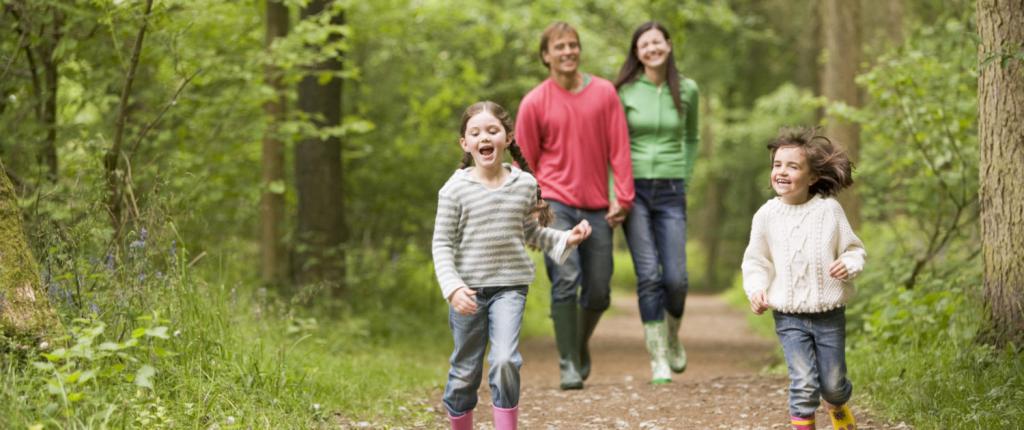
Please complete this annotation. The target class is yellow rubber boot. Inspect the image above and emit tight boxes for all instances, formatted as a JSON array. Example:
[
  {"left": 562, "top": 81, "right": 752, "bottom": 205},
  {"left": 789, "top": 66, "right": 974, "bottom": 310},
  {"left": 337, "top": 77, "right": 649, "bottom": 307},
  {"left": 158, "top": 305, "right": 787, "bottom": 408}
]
[{"left": 828, "top": 404, "right": 856, "bottom": 430}]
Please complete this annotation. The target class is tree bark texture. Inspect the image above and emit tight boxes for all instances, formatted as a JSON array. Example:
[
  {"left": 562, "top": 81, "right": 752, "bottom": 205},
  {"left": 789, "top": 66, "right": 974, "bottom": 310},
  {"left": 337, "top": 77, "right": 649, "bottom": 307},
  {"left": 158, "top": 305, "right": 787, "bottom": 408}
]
[
  {"left": 821, "top": 0, "right": 862, "bottom": 229},
  {"left": 261, "top": 0, "right": 289, "bottom": 285},
  {"left": 0, "top": 158, "right": 60, "bottom": 341},
  {"left": 294, "top": 0, "right": 346, "bottom": 286},
  {"left": 977, "top": 0, "right": 1024, "bottom": 347}
]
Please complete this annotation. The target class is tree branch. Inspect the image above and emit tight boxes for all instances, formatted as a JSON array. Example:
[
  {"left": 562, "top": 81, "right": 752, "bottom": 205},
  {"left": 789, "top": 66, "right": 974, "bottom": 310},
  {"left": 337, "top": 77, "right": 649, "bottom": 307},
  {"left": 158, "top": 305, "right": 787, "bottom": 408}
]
[{"left": 127, "top": 68, "right": 200, "bottom": 157}]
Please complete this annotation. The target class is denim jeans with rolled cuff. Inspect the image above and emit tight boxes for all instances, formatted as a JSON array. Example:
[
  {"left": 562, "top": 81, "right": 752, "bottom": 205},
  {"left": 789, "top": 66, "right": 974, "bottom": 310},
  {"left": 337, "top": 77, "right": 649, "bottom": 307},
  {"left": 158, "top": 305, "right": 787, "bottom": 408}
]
[
  {"left": 773, "top": 307, "right": 853, "bottom": 418},
  {"left": 624, "top": 178, "right": 689, "bottom": 322},
  {"left": 443, "top": 285, "right": 528, "bottom": 416}
]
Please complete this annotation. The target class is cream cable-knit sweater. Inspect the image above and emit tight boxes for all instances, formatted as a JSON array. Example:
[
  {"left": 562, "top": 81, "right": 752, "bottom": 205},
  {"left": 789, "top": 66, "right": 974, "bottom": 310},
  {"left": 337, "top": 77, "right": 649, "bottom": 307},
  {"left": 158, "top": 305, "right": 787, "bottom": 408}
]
[{"left": 742, "top": 195, "right": 866, "bottom": 313}]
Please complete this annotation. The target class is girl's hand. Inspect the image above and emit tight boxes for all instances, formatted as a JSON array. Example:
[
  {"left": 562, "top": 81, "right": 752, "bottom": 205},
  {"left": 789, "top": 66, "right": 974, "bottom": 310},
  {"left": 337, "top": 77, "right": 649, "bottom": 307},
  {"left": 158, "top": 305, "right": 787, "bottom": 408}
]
[
  {"left": 750, "top": 290, "right": 770, "bottom": 315},
  {"left": 449, "top": 287, "right": 478, "bottom": 315},
  {"left": 828, "top": 259, "right": 850, "bottom": 280},
  {"left": 567, "top": 219, "right": 592, "bottom": 246}
]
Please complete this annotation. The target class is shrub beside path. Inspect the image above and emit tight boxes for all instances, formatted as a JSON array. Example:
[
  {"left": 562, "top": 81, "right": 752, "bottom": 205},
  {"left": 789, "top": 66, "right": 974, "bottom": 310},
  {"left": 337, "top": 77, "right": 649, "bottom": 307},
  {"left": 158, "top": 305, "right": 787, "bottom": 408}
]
[{"left": 424, "top": 294, "right": 908, "bottom": 429}]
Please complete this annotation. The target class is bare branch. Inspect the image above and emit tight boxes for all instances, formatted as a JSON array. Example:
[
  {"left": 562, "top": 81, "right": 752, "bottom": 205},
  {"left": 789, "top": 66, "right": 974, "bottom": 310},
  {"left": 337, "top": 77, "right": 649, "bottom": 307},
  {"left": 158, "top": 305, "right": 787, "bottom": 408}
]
[{"left": 127, "top": 68, "right": 201, "bottom": 156}]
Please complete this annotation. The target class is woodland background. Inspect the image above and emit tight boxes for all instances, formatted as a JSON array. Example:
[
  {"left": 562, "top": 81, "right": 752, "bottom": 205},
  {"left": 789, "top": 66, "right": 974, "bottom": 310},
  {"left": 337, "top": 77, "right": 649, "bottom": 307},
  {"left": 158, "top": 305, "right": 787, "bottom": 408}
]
[{"left": 0, "top": 0, "right": 1022, "bottom": 428}]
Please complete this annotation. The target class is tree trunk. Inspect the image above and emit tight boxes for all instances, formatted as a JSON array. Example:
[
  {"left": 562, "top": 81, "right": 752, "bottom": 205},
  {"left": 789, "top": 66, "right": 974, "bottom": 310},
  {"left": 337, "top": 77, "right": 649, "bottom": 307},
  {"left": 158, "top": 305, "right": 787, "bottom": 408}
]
[
  {"left": 821, "top": 0, "right": 862, "bottom": 229},
  {"left": 977, "top": 0, "right": 1024, "bottom": 347},
  {"left": 294, "top": 0, "right": 345, "bottom": 287},
  {"left": 698, "top": 93, "right": 722, "bottom": 290},
  {"left": 105, "top": 0, "right": 153, "bottom": 237},
  {"left": 38, "top": 6, "right": 61, "bottom": 182},
  {"left": 0, "top": 158, "right": 60, "bottom": 341},
  {"left": 261, "top": 0, "right": 289, "bottom": 285}
]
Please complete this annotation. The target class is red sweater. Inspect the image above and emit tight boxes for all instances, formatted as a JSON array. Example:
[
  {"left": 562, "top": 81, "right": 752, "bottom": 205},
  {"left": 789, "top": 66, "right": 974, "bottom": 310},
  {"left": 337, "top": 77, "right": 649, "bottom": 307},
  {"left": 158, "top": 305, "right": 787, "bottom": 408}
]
[{"left": 515, "top": 77, "right": 635, "bottom": 211}]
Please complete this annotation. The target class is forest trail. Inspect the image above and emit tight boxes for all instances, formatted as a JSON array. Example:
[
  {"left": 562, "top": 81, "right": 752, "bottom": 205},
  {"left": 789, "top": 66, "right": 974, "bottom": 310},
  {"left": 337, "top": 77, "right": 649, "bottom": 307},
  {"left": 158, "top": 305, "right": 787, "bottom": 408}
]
[{"left": 423, "top": 294, "right": 908, "bottom": 429}]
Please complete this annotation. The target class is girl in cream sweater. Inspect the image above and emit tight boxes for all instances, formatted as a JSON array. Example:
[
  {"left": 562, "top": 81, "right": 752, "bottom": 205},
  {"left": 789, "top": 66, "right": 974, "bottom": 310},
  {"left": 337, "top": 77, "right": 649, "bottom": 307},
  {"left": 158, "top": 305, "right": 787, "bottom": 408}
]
[{"left": 743, "top": 127, "right": 865, "bottom": 430}]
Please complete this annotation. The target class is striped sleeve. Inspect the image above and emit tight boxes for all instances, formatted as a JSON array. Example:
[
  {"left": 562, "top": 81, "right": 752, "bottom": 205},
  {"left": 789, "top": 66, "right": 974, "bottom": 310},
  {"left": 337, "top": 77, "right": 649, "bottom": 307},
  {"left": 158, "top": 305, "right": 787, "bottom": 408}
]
[
  {"left": 432, "top": 186, "right": 465, "bottom": 300},
  {"left": 523, "top": 208, "right": 571, "bottom": 265}
]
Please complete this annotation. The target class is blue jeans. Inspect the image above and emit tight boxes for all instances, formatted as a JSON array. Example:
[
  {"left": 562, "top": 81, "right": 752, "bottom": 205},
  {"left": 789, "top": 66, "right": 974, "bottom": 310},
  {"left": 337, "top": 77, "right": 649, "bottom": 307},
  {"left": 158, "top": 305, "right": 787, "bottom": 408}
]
[
  {"left": 544, "top": 201, "right": 614, "bottom": 311},
  {"left": 773, "top": 307, "right": 853, "bottom": 418},
  {"left": 624, "top": 179, "right": 689, "bottom": 322},
  {"left": 443, "top": 286, "right": 528, "bottom": 415}
]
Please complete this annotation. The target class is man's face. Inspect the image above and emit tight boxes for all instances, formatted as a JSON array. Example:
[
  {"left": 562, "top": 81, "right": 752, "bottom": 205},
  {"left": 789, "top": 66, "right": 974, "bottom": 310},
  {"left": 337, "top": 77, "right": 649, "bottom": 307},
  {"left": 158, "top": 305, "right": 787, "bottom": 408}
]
[{"left": 542, "top": 32, "right": 580, "bottom": 76}]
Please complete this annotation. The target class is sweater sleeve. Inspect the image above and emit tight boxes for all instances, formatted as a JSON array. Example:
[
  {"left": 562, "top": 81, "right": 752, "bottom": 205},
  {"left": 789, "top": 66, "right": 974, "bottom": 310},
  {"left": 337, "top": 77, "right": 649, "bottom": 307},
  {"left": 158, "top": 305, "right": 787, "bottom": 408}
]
[
  {"left": 741, "top": 207, "right": 774, "bottom": 300},
  {"left": 432, "top": 187, "right": 465, "bottom": 301},
  {"left": 832, "top": 201, "right": 866, "bottom": 278},
  {"left": 523, "top": 214, "right": 572, "bottom": 265},
  {"left": 683, "top": 79, "right": 700, "bottom": 182},
  {"left": 606, "top": 90, "right": 635, "bottom": 210},
  {"left": 514, "top": 96, "right": 542, "bottom": 175}
]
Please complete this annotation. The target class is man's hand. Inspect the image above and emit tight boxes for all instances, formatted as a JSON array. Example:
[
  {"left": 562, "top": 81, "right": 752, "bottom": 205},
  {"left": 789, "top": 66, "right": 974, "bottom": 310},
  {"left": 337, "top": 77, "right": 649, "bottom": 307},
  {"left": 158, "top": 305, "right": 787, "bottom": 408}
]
[
  {"left": 449, "top": 287, "right": 478, "bottom": 315},
  {"left": 605, "top": 201, "right": 629, "bottom": 229}
]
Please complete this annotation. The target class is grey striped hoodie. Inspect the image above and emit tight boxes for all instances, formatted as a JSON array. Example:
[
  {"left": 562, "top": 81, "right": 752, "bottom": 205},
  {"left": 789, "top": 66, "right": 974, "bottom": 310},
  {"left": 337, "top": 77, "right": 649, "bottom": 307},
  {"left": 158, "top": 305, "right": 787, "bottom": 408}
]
[{"left": 432, "top": 164, "right": 571, "bottom": 300}]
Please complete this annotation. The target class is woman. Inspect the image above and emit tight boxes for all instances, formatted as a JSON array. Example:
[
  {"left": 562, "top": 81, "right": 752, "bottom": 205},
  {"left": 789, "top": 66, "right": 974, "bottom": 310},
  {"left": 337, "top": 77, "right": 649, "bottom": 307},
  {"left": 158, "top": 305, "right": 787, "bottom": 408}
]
[{"left": 614, "top": 21, "right": 700, "bottom": 384}]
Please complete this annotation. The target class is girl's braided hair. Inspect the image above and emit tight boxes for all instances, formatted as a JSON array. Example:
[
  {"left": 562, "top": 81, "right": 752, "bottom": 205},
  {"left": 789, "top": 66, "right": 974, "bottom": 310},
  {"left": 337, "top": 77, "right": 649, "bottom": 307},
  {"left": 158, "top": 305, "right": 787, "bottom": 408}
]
[
  {"left": 767, "top": 126, "right": 854, "bottom": 197},
  {"left": 459, "top": 101, "right": 554, "bottom": 226}
]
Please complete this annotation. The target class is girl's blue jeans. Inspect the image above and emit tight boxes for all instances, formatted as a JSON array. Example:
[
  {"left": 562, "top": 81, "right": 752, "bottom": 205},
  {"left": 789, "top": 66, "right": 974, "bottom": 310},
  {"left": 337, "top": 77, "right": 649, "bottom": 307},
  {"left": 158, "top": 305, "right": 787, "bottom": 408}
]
[
  {"left": 773, "top": 307, "right": 853, "bottom": 418},
  {"left": 624, "top": 179, "right": 689, "bottom": 322},
  {"left": 544, "top": 200, "right": 614, "bottom": 311},
  {"left": 443, "top": 285, "right": 527, "bottom": 416}
]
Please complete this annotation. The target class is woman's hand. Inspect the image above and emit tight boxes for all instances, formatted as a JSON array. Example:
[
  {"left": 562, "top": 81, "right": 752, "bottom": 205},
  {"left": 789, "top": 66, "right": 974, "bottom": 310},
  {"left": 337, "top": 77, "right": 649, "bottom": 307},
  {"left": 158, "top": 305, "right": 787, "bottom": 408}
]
[
  {"left": 449, "top": 286, "right": 478, "bottom": 315},
  {"left": 567, "top": 219, "right": 592, "bottom": 246}
]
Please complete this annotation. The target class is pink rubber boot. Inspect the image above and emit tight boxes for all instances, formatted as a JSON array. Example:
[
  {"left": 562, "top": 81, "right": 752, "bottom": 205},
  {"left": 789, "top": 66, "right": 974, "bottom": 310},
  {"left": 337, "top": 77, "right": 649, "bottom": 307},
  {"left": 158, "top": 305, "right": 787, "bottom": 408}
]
[
  {"left": 492, "top": 405, "right": 518, "bottom": 430},
  {"left": 448, "top": 410, "right": 472, "bottom": 430}
]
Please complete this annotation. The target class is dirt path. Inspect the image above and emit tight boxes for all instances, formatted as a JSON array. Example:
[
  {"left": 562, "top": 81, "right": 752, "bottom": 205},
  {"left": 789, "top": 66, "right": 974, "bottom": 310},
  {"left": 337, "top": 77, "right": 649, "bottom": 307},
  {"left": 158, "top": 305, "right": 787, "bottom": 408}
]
[{"left": 421, "top": 294, "right": 905, "bottom": 429}]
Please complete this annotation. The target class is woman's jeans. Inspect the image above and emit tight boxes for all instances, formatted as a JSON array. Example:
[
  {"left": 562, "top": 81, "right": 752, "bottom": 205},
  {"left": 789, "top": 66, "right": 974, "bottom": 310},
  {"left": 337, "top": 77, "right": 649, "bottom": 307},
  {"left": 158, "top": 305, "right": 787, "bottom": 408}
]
[
  {"left": 773, "top": 307, "right": 853, "bottom": 418},
  {"left": 544, "top": 201, "right": 614, "bottom": 311},
  {"left": 443, "top": 286, "right": 528, "bottom": 415},
  {"left": 624, "top": 179, "right": 689, "bottom": 322}
]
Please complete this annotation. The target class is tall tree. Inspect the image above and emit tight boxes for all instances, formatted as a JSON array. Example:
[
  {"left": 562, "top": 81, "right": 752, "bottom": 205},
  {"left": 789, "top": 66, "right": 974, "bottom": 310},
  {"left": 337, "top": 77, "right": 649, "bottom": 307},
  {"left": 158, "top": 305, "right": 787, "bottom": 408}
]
[
  {"left": 7, "top": 1, "right": 62, "bottom": 181},
  {"left": 104, "top": 0, "right": 154, "bottom": 237},
  {"left": 294, "top": 0, "right": 345, "bottom": 286},
  {"left": 977, "top": 0, "right": 1024, "bottom": 346},
  {"left": 0, "top": 157, "right": 60, "bottom": 341},
  {"left": 261, "top": 0, "right": 289, "bottom": 285},
  {"left": 821, "top": 0, "right": 862, "bottom": 229}
]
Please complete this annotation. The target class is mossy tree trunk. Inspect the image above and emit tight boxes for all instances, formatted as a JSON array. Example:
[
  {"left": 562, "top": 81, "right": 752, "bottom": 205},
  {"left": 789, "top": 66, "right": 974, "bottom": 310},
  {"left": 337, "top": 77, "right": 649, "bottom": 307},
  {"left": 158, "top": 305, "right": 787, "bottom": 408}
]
[
  {"left": 0, "top": 159, "right": 60, "bottom": 341},
  {"left": 977, "top": 0, "right": 1024, "bottom": 347}
]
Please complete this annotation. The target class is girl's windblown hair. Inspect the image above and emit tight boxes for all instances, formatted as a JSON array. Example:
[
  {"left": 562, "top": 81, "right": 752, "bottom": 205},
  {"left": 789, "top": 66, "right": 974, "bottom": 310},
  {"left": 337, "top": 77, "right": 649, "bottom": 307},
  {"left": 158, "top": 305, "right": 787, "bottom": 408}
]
[
  {"left": 458, "top": 101, "right": 554, "bottom": 226},
  {"left": 768, "top": 127, "right": 854, "bottom": 197}
]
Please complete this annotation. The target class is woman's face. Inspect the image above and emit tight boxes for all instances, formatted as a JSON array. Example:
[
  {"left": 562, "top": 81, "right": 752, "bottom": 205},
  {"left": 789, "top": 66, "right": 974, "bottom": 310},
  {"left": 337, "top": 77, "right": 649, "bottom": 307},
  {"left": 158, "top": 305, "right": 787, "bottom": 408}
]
[{"left": 636, "top": 28, "right": 671, "bottom": 71}]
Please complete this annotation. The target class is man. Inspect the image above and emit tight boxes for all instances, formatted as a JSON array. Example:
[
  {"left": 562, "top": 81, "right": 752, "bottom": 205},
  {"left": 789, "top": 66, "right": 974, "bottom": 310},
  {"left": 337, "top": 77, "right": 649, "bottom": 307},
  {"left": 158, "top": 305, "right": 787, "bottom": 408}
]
[{"left": 515, "top": 21, "right": 634, "bottom": 390}]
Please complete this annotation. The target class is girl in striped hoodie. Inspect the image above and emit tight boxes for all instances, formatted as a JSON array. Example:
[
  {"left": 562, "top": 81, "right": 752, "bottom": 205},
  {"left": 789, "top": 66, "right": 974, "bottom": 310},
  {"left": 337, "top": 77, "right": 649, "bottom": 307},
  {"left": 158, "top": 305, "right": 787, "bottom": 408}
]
[{"left": 433, "top": 101, "right": 592, "bottom": 430}]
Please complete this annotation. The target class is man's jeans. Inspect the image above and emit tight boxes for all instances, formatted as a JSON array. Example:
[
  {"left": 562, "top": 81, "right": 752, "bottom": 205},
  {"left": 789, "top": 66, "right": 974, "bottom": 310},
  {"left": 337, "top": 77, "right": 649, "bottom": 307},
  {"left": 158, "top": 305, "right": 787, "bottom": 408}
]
[
  {"left": 544, "top": 201, "right": 613, "bottom": 311},
  {"left": 624, "top": 179, "right": 689, "bottom": 322},
  {"left": 773, "top": 307, "right": 853, "bottom": 418},
  {"left": 443, "top": 286, "right": 528, "bottom": 415}
]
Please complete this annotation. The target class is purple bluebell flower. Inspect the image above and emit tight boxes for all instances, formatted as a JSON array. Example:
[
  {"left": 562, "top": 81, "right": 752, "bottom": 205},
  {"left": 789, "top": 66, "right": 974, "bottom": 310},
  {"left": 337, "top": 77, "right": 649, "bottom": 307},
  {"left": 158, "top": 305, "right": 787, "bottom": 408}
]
[{"left": 139, "top": 228, "right": 148, "bottom": 241}]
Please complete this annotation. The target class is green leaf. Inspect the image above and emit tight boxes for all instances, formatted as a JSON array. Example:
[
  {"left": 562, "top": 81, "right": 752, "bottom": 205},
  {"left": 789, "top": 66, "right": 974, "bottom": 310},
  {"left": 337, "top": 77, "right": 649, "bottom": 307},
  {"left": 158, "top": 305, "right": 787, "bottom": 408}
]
[
  {"left": 132, "top": 328, "right": 147, "bottom": 339},
  {"left": 268, "top": 180, "right": 286, "bottom": 194},
  {"left": 146, "top": 326, "right": 170, "bottom": 339},
  {"left": 135, "top": 365, "right": 156, "bottom": 389}
]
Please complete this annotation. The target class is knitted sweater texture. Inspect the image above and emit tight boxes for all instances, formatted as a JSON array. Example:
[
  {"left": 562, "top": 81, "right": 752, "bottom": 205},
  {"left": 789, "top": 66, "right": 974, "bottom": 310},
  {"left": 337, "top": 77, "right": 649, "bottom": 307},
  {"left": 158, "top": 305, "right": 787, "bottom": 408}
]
[
  {"left": 742, "top": 195, "right": 866, "bottom": 313},
  {"left": 432, "top": 165, "right": 571, "bottom": 301}
]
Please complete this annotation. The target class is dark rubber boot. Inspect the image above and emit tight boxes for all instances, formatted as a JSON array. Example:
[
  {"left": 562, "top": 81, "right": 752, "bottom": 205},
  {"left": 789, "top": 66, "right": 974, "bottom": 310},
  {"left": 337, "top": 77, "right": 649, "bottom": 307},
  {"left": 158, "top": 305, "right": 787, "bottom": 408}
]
[
  {"left": 577, "top": 307, "right": 602, "bottom": 381},
  {"left": 551, "top": 302, "right": 583, "bottom": 390}
]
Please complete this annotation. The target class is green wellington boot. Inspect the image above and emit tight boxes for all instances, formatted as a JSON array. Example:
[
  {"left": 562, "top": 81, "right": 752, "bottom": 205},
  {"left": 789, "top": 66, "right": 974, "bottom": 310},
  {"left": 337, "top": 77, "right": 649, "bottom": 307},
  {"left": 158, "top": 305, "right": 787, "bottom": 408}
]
[
  {"left": 551, "top": 302, "right": 583, "bottom": 390},
  {"left": 643, "top": 320, "right": 672, "bottom": 384},
  {"left": 577, "top": 307, "right": 602, "bottom": 381},
  {"left": 665, "top": 313, "right": 687, "bottom": 373}
]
